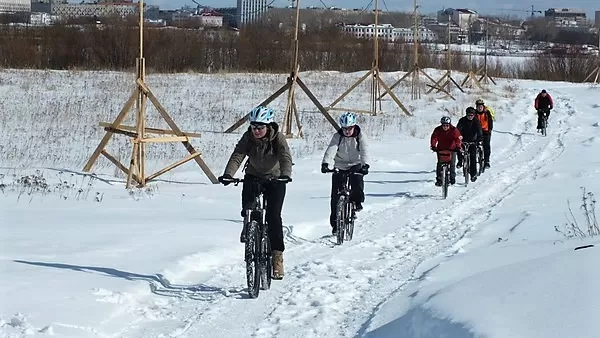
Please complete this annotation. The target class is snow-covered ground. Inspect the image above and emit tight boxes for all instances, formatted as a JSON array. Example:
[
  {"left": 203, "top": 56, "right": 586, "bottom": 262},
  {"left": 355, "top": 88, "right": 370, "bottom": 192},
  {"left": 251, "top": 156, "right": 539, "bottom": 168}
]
[{"left": 1, "top": 67, "right": 600, "bottom": 337}]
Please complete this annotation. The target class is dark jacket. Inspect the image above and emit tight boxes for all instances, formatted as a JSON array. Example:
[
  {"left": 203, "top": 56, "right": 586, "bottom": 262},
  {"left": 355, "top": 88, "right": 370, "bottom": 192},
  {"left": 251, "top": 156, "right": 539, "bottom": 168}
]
[
  {"left": 224, "top": 122, "right": 293, "bottom": 179},
  {"left": 456, "top": 116, "right": 483, "bottom": 142},
  {"left": 430, "top": 125, "right": 462, "bottom": 151},
  {"left": 534, "top": 93, "right": 553, "bottom": 110}
]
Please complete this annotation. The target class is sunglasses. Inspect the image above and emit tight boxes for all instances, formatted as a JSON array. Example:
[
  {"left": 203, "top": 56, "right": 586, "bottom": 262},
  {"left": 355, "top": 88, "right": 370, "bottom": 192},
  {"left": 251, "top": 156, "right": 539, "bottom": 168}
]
[
  {"left": 250, "top": 124, "right": 267, "bottom": 130},
  {"left": 342, "top": 126, "right": 354, "bottom": 131},
  {"left": 441, "top": 123, "right": 450, "bottom": 127},
  {"left": 467, "top": 114, "right": 475, "bottom": 117}
]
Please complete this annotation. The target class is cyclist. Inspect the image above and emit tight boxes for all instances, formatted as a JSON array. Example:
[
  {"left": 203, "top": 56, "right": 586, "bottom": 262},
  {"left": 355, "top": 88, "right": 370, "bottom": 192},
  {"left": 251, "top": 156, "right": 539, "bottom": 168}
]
[
  {"left": 534, "top": 89, "right": 553, "bottom": 132},
  {"left": 430, "top": 116, "right": 462, "bottom": 186},
  {"left": 218, "top": 105, "right": 293, "bottom": 280},
  {"left": 321, "top": 112, "right": 370, "bottom": 236},
  {"left": 456, "top": 107, "right": 483, "bottom": 182},
  {"left": 475, "top": 98, "right": 494, "bottom": 169}
]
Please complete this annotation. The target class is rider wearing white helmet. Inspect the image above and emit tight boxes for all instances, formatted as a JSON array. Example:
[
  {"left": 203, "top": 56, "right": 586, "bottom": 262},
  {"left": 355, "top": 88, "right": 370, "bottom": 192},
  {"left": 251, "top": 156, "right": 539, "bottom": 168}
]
[
  {"left": 321, "top": 112, "right": 370, "bottom": 236},
  {"left": 219, "top": 105, "right": 292, "bottom": 279}
]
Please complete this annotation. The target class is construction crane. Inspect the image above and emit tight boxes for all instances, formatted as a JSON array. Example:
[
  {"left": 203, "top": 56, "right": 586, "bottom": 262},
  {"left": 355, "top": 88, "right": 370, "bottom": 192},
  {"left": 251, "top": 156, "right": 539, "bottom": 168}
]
[
  {"left": 494, "top": 5, "right": 543, "bottom": 18},
  {"left": 191, "top": 0, "right": 211, "bottom": 15}
]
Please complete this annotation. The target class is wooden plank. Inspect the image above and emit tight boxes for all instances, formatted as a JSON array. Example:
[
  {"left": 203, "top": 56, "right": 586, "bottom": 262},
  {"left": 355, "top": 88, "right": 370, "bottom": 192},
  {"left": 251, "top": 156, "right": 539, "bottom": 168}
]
[
  {"left": 328, "top": 69, "right": 373, "bottom": 109},
  {"left": 146, "top": 152, "right": 201, "bottom": 182},
  {"left": 99, "top": 122, "right": 201, "bottom": 137},
  {"left": 296, "top": 77, "right": 340, "bottom": 130},
  {"left": 138, "top": 80, "right": 219, "bottom": 184},
  {"left": 140, "top": 136, "right": 190, "bottom": 143},
  {"left": 83, "top": 89, "right": 137, "bottom": 172},
  {"left": 100, "top": 149, "right": 140, "bottom": 183},
  {"left": 376, "top": 75, "right": 413, "bottom": 116},
  {"left": 378, "top": 67, "right": 413, "bottom": 99},
  {"left": 104, "top": 126, "right": 137, "bottom": 138},
  {"left": 224, "top": 81, "right": 291, "bottom": 133}
]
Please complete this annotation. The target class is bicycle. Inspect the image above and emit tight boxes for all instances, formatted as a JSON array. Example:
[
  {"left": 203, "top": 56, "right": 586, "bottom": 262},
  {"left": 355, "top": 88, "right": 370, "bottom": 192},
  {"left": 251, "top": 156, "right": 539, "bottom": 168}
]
[
  {"left": 220, "top": 176, "right": 287, "bottom": 298},
  {"left": 476, "top": 142, "right": 485, "bottom": 175},
  {"left": 538, "top": 109, "right": 549, "bottom": 137},
  {"left": 437, "top": 150, "right": 453, "bottom": 199},
  {"left": 324, "top": 167, "right": 363, "bottom": 245},
  {"left": 460, "top": 142, "right": 474, "bottom": 185}
]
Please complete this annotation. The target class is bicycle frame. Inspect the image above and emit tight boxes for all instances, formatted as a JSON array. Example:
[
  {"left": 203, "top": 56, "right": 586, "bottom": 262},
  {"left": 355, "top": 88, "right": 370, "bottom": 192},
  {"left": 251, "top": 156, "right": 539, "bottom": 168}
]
[
  {"left": 437, "top": 150, "right": 453, "bottom": 199},
  {"left": 223, "top": 177, "right": 279, "bottom": 298},
  {"left": 325, "top": 168, "right": 362, "bottom": 245}
]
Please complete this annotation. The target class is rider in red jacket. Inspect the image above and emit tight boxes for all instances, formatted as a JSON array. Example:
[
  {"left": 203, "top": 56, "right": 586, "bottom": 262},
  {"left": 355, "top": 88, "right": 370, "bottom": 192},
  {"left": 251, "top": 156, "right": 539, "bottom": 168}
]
[{"left": 430, "top": 116, "right": 462, "bottom": 186}]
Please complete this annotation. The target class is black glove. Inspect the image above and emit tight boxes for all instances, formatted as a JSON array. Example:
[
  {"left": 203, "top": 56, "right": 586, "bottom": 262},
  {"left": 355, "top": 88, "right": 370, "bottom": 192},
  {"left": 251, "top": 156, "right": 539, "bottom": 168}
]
[
  {"left": 277, "top": 175, "right": 292, "bottom": 183},
  {"left": 218, "top": 174, "right": 233, "bottom": 186},
  {"left": 431, "top": 146, "right": 437, "bottom": 152},
  {"left": 321, "top": 163, "right": 329, "bottom": 174},
  {"left": 360, "top": 164, "right": 370, "bottom": 175}
]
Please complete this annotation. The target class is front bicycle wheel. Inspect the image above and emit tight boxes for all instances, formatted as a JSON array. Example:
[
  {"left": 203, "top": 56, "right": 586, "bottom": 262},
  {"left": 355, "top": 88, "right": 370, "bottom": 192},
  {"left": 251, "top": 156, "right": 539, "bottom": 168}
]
[
  {"left": 346, "top": 202, "right": 355, "bottom": 241},
  {"left": 542, "top": 117, "right": 547, "bottom": 137},
  {"left": 336, "top": 196, "right": 346, "bottom": 245},
  {"left": 478, "top": 147, "right": 485, "bottom": 175},
  {"left": 442, "top": 165, "right": 449, "bottom": 199},
  {"left": 463, "top": 155, "right": 470, "bottom": 185},
  {"left": 259, "top": 223, "right": 271, "bottom": 290},
  {"left": 245, "top": 220, "right": 260, "bottom": 298}
]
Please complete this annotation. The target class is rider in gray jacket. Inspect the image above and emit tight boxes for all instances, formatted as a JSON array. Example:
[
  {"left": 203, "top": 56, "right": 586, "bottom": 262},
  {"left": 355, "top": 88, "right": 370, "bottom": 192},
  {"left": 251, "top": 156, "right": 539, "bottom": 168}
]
[{"left": 321, "top": 112, "right": 370, "bottom": 235}]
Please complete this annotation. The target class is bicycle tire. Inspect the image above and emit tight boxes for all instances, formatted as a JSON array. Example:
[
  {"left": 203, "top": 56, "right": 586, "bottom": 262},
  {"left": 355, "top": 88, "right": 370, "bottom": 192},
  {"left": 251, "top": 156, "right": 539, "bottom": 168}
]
[
  {"left": 477, "top": 146, "right": 485, "bottom": 175},
  {"left": 259, "top": 224, "right": 272, "bottom": 290},
  {"left": 463, "top": 152, "right": 470, "bottom": 185},
  {"left": 346, "top": 202, "right": 355, "bottom": 241},
  {"left": 442, "top": 164, "right": 449, "bottom": 199},
  {"left": 245, "top": 220, "right": 260, "bottom": 298},
  {"left": 336, "top": 196, "right": 346, "bottom": 245},
  {"left": 542, "top": 116, "right": 547, "bottom": 137}
]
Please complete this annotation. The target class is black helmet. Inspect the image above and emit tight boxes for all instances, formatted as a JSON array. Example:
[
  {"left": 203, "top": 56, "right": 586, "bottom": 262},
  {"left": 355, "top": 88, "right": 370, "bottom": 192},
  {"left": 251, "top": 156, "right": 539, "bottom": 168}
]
[
  {"left": 541, "top": 89, "right": 547, "bottom": 94},
  {"left": 466, "top": 107, "right": 476, "bottom": 115}
]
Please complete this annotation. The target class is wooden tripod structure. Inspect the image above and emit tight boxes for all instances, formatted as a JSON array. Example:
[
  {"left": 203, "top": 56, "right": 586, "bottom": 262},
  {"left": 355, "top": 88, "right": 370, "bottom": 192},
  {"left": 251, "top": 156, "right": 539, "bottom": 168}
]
[
  {"left": 83, "top": 0, "right": 218, "bottom": 187},
  {"left": 225, "top": 0, "right": 339, "bottom": 136},
  {"left": 426, "top": 16, "right": 463, "bottom": 99},
  {"left": 478, "top": 20, "right": 496, "bottom": 86},
  {"left": 378, "top": 0, "right": 437, "bottom": 100},
  {"left": 583, "top": 33, "right": 600, "bottom": 84},
  {"left": 460, "top": 18, "right": 484, "bottom": 90},
  {"left": 327, "top": 0, "right": 411, "bottom": 116}
]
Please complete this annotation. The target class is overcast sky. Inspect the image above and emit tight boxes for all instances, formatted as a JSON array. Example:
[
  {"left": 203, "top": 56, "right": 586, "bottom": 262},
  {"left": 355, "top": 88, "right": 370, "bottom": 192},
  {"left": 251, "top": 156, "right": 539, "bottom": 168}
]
[{"left": 140, "top": 0, "right": 598, "bottom": 18}]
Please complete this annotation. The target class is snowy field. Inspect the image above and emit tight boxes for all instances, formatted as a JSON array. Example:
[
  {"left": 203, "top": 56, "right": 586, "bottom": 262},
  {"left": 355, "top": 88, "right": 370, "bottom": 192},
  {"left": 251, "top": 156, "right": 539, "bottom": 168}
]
[{"left": 1, "top": 67, "right": 600, "bottom": 337}]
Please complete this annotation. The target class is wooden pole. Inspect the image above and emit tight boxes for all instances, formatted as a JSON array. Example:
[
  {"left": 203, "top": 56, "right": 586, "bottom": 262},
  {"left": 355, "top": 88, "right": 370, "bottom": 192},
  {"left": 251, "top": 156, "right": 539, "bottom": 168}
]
[
  {"left": 282, "top": 0, "right": 302, "bottom": 137},
  {"left": 411, "top": 0, "right": 420, "bottom": 100}
]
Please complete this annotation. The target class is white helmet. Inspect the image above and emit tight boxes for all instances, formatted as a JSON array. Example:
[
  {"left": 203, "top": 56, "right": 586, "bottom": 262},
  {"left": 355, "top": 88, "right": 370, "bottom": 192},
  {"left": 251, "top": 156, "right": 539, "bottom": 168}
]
[
  {"left": 249, "top": 106, "right": 274, "bottom": 124},
  {"left": 339, "top": 112, "right": 357, "bottom": 128},
  {"left": 440, "top": 116, "right": 451, "bottom": 124}
]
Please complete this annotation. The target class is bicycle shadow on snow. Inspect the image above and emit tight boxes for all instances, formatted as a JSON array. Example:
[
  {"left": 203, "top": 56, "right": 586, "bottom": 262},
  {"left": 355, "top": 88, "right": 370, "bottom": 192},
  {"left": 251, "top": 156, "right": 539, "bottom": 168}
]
[{"left": 13, "top": 260, "right": 248, "bottom": 301}]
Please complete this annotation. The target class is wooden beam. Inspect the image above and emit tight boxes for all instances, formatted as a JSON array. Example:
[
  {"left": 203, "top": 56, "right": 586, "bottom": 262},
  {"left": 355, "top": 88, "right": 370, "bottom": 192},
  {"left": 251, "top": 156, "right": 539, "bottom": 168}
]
[
  {"left": 327, "top": 107, "right": 374, "bottom": 115},
  {"left": 296, "top": 77, "right": 340, "bottom": 130},
  {"left": 328, "top": 69, "right": 373, "bottom": 109},
  {"left": 224, "top": 80, "right": 292, "bottom": 133},
  {"left": 140, "top": 136, "right": 190, "bottom": 143},
  {"left": 83, "top": 89, "right": 137, "bottom": 172},
  {"left": 146, "top": 152, "right": 201, "bottom": 182},
  {"left": 99, "top": 122, "right": 201, "bottom": 138},
  {"left": 100, "top": 149, "right": 140, "bottom": 183},
  {"left": 104, "top": 126, "right": 137, "bottom": 138}
]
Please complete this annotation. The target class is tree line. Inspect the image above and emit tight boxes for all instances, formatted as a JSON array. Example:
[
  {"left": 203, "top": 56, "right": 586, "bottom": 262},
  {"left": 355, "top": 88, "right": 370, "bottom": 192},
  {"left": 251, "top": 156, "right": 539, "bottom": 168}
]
[{"left": 0, "top": 21, "right": 597, "bottom": 82}]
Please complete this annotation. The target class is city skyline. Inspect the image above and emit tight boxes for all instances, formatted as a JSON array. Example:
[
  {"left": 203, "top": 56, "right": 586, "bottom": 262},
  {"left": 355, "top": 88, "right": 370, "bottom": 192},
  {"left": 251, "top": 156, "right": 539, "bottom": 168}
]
[{"left": 141, "top": 0, "right": 598, "bottom": 19}]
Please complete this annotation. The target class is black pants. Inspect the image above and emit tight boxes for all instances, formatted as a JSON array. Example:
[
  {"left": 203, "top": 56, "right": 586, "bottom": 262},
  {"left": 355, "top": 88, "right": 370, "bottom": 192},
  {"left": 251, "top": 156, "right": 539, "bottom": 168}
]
[
  {"left": 537, "top": 109, "right": 550, "bottom": 129},
  {"left": 241, "top": 175, "right": 286, "bottom": 252},
  {"left": 456, "top": 144, "right": 478, "bottom": 177},
  {"left": 329, "top": 172, "right": 364, "bottom": 228},
  {"left": 436, "top": 152, "right": 456, "bottom": 183},
  {"left": 482, "top": 131, "right": 491, "bottom": 164}
]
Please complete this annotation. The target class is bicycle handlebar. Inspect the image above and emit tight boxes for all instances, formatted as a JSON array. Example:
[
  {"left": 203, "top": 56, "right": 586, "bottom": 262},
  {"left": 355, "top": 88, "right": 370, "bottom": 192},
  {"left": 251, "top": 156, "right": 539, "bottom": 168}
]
[
  {"left": 220, "top": 176, "right": 290, "bottom": 186},
  {"left": 323, "top": 168, "right": 364, "bottom": 175}
]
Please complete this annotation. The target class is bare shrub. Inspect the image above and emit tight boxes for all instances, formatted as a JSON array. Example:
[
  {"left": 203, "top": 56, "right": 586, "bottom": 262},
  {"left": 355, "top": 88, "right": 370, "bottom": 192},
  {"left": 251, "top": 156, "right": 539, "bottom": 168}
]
[{"left": 555, "top": 188, "right": 599, "bottom": 239}]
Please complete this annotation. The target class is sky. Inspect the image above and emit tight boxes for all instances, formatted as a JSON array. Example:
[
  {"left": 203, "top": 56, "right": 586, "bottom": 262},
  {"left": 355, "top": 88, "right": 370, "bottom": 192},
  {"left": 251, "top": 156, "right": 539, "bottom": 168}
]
[
  {"left": 1, "top": 57, "right": 600, "bottom": 336},
  {"left": 142, "top": 0, "right": 599, "bottom": 19}
]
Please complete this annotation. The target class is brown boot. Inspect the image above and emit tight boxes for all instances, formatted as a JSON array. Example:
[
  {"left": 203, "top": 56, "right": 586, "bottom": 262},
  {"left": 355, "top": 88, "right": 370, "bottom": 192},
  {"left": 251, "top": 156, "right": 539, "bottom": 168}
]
[{"left": 272, "top": 250, "right": 284, "bottom": 280}]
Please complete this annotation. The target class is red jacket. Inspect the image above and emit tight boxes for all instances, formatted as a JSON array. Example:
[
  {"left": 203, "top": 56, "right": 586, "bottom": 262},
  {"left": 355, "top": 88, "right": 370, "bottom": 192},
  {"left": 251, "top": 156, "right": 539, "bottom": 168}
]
[{"left": 430, "top": 125, "right": 462, "bottom": 151}]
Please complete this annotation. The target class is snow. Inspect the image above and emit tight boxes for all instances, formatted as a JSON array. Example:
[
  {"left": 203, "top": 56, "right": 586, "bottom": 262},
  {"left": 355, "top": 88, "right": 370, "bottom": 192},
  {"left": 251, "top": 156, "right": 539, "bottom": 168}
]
[{"left": 1, "top": 66, "right": 600, "bottom": 337}]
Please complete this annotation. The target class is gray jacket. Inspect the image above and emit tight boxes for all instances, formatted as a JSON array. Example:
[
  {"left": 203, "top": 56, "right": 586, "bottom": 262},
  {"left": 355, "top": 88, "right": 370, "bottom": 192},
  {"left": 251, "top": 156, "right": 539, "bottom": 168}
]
[
  {"left": 322, "top": 126, "right": 369, "bottom": 170},
  {"left": 223, "top": 123, "right": 293, "bottom": 179}
]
